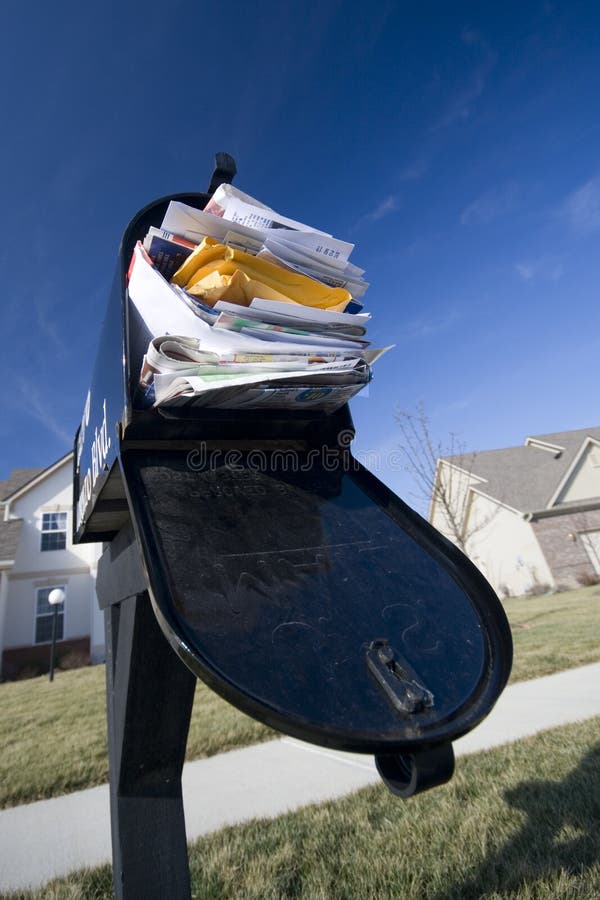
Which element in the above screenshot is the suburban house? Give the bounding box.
[0,453,104,678]
[429,427,600,598]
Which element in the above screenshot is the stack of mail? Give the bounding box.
[128,185,390,413]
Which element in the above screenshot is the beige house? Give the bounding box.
[430,427,600,597]
[0,454,103,678]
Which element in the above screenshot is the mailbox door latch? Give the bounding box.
[366,639,434,715]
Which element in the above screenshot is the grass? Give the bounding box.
[505,584,600,682]
[0,583,598,811]
[0,666,274,810]
[6,715,600,899]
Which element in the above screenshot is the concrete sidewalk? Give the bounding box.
[1,662,600,893]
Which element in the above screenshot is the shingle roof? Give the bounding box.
[0,468,42,564]
[0,468,44,503]
[443,427,600,513]
[0,519,23,561]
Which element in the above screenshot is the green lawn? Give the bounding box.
[505,584,600,682]
[7,715,600,899]
[0,667,274,810]
[0,584,598,811]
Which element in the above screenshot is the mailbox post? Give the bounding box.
[98,527,196,898]
[74,156,512,899]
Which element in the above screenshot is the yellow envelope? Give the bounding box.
[171,241,351,312]
[170,237,222,286]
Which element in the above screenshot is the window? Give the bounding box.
[41,512,67,551]
[35,587,65,644]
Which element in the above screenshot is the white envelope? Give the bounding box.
[127,244,377,358]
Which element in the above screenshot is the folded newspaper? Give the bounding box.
[130,184,391,412]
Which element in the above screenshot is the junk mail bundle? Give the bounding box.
[128,183,391,412]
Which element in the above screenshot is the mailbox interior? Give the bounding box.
[74,192,368,543]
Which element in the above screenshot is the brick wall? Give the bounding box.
[1,636,90,679]
[531,508,600,589]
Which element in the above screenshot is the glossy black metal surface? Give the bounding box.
[121,446,512,754]
[375,743,455,798]
[73,190,212,543]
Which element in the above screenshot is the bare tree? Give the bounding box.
[570,511,600,581]
[395,403,498,553]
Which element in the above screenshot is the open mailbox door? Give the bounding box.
[74,158,512,896]
[121,443,511,765]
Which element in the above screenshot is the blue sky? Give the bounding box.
[1,0,598,511]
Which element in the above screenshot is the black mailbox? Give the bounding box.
[74,156,512,899]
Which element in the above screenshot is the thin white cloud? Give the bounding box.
[430,394,474,419]
[515,263,534,280]
[353,160,428,231]
[34,299,68,356]
[359,2,397,56]
[460,28,482,45]
[15,376,72,445]
[367,194,399,222]
[353,193,399,231]
[515,257,564,282]
[398,159,429,183]
[400,311,459,341]
[564,175,600,233]
[431,30,496,132]
[460,182,519,225]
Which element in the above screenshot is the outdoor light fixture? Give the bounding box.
[48,588,65,683]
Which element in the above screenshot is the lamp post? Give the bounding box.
[48,588,65,682]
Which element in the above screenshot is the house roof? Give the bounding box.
[0,468,44,503]
[0,455,73,564]
[0,453,72,505]
[0,519,23,562]
[443,427,600,514]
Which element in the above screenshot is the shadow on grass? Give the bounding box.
[434,742,600,899]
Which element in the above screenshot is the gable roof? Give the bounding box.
[442,427,600,514]
[0,453,72,505]
[0,469,44,503]
[0,455,73,565]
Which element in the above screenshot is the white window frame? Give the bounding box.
[34,585,67,645]
[40,511,68,552]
